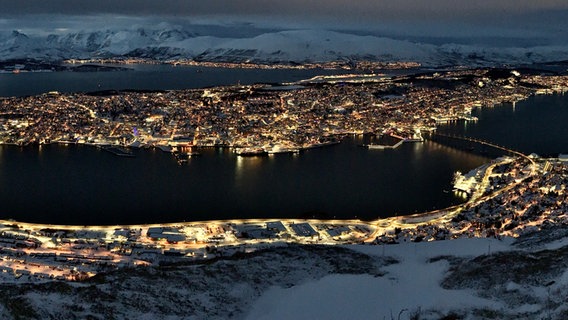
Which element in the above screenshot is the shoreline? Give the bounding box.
[0,89,562,229]
[62,58,421,71]
[0,150,532,231]
[0,69,566,234]
[1,153,564,283]
[1,71,565,152]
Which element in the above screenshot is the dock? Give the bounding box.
[365,131,423,150]
[365,139,404,150]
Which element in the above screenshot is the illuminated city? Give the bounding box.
[1,0,568,319]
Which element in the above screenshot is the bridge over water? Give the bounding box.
[390,132,534,225]
[426,132,529,159]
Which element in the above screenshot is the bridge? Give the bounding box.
[383,132,536,225]
[360,132,539,241]
[427,132,530,161]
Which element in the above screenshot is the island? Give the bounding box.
[1,67,566,157]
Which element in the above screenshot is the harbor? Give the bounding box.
[0,67,567,226]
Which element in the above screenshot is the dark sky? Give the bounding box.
[1,0,567,39]
[2,0,566,18]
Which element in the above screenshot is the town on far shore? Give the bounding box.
[1,66,567,159]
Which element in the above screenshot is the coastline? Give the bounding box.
[0,133,566,283]
[1,67,565,152]
[62,58,421,71]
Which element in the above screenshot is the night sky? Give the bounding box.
[2,0,567,19]
[0,0,567,40]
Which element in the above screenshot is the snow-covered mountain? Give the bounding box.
[1,27,568,66]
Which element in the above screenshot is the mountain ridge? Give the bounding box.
[1,27,568,67]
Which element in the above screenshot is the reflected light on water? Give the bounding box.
[235,156,264,181]
[412,141,423,153]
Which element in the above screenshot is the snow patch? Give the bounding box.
[246,270,497,320]
[246,239,515,320]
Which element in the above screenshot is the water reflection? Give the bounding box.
[411,141,422,156]
[0,138,492,224]
[235,155,264,180]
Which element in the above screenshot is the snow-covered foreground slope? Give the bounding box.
[247,238,511,320]
[247,231,568,320]
[1,27,567,66]
[1,227,568,319]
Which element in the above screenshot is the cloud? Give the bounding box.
[0,1,567,43]
[3,0,568,22]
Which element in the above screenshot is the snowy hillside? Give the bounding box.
[2,227,568,319]
[248,235,567,320]
[1,27,568,66]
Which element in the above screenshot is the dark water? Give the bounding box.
[1,68,566,225]
[439,94,568,156]
[0,64,359,97]
[0,138,488,225]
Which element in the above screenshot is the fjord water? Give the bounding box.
[0,139,488,225]
[0,64,357,97]
[0,64,424,97]
[439,94,568,156]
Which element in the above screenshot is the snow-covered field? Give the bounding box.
[1,226,568,319]
[247,232,568,320]
[247,238,511,320]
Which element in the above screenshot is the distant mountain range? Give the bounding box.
[1,27,568,67]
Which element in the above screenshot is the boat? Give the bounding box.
[265,145,300,154]
[102,146,135,157]
[235,147,267,157]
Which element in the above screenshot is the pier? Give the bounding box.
[364,131,423,150]
[365,139,404,150]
